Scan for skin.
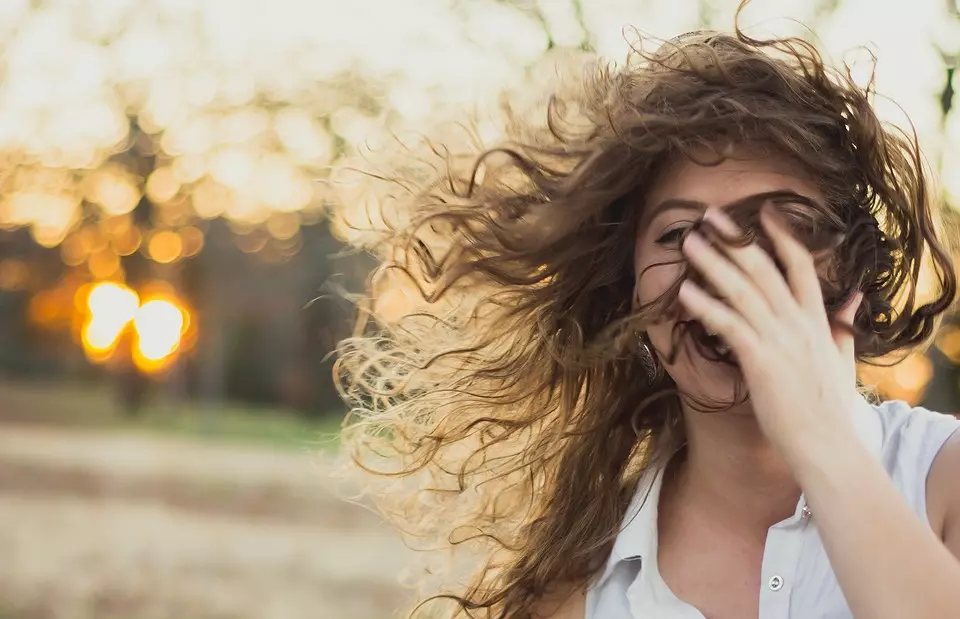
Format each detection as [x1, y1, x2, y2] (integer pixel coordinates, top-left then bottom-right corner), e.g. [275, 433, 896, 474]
[640, 153, 960, 618]
[535, 153, 960, 619]
[635, 154, 841, 617]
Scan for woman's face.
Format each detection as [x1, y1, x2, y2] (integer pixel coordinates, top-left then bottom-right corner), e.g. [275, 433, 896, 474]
[633, 153, 824, 405]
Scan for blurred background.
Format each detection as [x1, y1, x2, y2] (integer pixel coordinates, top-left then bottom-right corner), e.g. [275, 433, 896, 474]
[0, 1, 958, 618]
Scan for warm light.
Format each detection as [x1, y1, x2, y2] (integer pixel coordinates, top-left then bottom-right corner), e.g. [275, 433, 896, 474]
[133, 299, 186, 370]
[180, 226, 205, 257]
[88, 168, 141, 216]
[81, 282, 140, 361]
[77, 281, 190, 371]
[145, 166, 181, 204]
[273, 109, 333, 163]
[191, 178, 230, 219]
[79, 225, 108, 254]
[210, 147, 256, 189]
[86, 281, 140, 321]
[60, 234, 88, 266]
[860, 352, 936, 405]
[937, 326, 960, 364]
[172, 153, 206, 184]
[266, 212, 300, 240]
[147, 230, 184, 264]
[235, 231, 268, 254]
[893, 354, 935, 392]
[101, 214, 132, 237]
[87, 248, 121, 279]
[83, 319, 125, 354]
[111, 225, 142, 256]
[30, 224, 70, 249]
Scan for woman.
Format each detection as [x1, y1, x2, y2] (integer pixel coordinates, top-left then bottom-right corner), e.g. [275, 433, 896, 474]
[333, 14, 960, 619]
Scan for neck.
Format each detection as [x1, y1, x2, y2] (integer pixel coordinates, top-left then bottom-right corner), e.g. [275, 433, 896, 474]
[671, 405, 802, 535]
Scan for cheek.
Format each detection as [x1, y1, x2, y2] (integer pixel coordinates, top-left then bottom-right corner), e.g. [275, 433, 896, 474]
[634, 260, 683, 307]
[635, 260, 683, 357]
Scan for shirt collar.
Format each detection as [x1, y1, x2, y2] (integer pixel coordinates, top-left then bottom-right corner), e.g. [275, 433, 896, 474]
[592, 394, 884, 589]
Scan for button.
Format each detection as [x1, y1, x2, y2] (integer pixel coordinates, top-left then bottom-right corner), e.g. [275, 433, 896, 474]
[769, 575, 784, 591]
[801, 505, 812, 519]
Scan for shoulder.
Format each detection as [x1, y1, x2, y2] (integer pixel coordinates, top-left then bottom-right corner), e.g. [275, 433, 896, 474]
[866, 399, 960, 530]
[867, 398, 960, 554]
[926, 425, 960, 551]
[870, 397, 957, 434]
[869, 399, 959, 467]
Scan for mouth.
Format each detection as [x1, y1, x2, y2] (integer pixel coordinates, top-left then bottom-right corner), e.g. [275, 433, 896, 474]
[685, 320, 737, 364]
[708, 336, 731, 356]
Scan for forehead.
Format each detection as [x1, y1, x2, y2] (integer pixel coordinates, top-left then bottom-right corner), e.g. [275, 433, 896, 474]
[641, 153, 822, 226]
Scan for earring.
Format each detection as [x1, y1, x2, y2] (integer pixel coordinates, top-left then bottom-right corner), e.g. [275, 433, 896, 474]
[636, 333, 662, 385]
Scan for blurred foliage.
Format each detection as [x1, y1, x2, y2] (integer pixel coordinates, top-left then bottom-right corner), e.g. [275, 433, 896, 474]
[0, 0, 956, 407]
[0, 0, 956, 257]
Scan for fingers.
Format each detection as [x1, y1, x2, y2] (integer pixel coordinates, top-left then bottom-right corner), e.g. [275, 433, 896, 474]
[760, 208, 825, 316]
[677, 279, 760, 360]
[831, 290, 863, 382]
[682, 231, 776, 332]
[700, 208, 797, 312]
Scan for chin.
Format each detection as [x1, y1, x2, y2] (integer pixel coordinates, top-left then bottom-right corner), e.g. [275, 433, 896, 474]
[668, 355, 746, 409]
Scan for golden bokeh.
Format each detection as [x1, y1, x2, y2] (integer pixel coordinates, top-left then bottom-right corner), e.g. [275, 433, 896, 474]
[0, 0, 950, 409]
[112, 225, 143, 257]
[236, 231, 269, 254]
[60, 234, 88, 267]
[937, 325, 960, 364]
[87, 248, 121, 280]
[78, 281, 191, 372]
[101, 214, 132, 237]
[859, 352, 937, 405]
[133, 299, 186, 372]
[81, 282, 140, 362]
[180, 226, 205, 258]
[79, 225, 108, 254]
[147, 230, 184, 264]
[88, 167, 142, 216]
[145, 167, 181, 204]
[266, 212, 300, 240]
[191, 178, 230, 220]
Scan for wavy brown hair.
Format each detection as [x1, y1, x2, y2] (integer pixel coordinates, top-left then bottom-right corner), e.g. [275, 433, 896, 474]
[332, 12, 958, 619]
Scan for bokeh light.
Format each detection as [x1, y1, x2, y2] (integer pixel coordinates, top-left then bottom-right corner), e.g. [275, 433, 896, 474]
[132, 298, 186, 373]
[147, 230, 183, 264]
[81, 282, 140, 362]
[77, 281, 191, 372]
[0, 0, 954, 403]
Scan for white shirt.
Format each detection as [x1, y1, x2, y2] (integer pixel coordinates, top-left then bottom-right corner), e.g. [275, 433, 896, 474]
[585, 397, 960, 619]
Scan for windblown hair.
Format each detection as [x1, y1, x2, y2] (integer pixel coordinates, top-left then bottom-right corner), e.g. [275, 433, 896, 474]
[332, 14, 957, 619]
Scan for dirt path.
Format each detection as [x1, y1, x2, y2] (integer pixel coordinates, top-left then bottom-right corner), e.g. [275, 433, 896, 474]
[0, 425, 416, 619]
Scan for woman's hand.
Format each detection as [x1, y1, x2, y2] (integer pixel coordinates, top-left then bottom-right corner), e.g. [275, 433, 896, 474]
[676, 206, 863, 469]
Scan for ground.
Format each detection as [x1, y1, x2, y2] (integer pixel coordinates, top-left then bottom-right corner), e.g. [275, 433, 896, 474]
[0, 380, 416, 619]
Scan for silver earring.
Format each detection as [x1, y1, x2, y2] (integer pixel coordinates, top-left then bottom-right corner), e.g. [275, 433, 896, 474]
[636, 333, 661, 384]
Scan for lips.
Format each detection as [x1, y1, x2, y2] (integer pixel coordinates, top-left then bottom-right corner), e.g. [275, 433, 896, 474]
[685, 319, 737, 364]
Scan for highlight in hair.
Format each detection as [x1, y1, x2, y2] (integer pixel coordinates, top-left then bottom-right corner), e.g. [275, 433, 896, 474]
[332, 11, 957, 619]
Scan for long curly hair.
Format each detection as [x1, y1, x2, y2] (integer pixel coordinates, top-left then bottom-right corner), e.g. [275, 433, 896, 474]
[332, 12, 957, 619]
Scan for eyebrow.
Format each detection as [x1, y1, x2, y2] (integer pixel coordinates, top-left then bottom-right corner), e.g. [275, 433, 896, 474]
[642, 190, 823, 228]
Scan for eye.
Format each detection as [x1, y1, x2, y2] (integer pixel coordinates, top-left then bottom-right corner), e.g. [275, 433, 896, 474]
[655, 225, 690, 246]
